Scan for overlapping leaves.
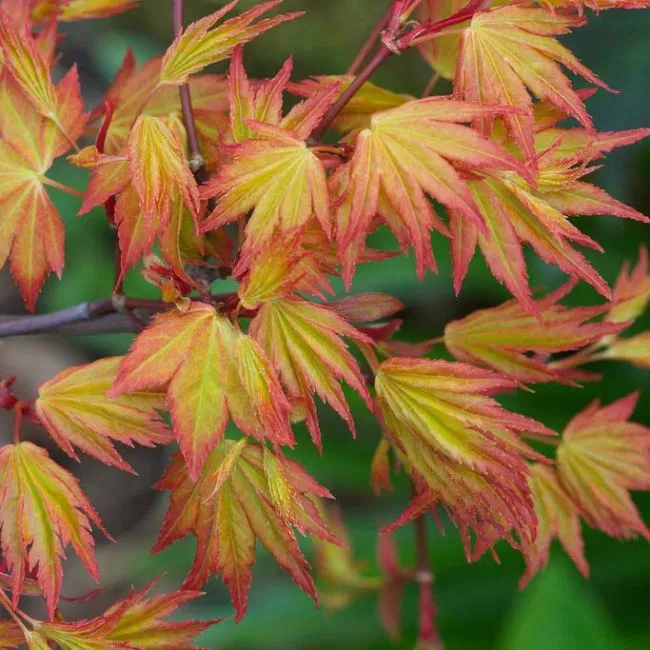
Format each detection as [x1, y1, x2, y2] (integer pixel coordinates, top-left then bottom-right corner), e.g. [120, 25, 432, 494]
[24, 581, 216, 649]
[35, 357, 172, 473]
[110, 303, 294, 480]
[250, 297, 372, 449]
[376, 358, 554, 556]
[0, 442, 107, 618]
[154, 440, 339, 620]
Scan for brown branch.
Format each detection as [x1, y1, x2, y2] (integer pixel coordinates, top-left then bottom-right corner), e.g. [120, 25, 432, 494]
[414, 498, 443, 649]
[172, 0, 208, 184]
[310, 44, 392, 141]
[347, 4, 392, 75]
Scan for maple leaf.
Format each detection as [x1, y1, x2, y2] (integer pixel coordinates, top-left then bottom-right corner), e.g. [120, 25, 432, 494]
[0, 621, 24, 648]
[607, 246, 650, 325]
[416, 0, 466, 80]
[127, 114, 200, 224]
[521, 464, 588, 586]
[0, 9, 61, 130]
[28, 581, 216, 649]
[0, 68, 86, 310]
[450, 129, 649, 309]
[444, 282, 624, 383]
[375, 358, 554, 556]
[599, 332, 650, 369]
[35, 357, 173, 473]
[98, 51, 228, 156]
[227, 46, 293, 143]
[159, 0, 302, 87]
[456, 6, 611, 162]
[338, 97, 528, 278]
[557, 393, 650, 541]
[58, 0, 139, 21]
[288, 75, 413, 134]
[249, 297, 373, 449]
[109, 303, 293, 480]
[0, 442, 108, 618]
[153, 441, 339, 621]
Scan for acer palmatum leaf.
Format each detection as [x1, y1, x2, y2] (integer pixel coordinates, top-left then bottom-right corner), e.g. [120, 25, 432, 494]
[153, 442, 339, 621]
[159, 0, 302, 87]
[109, 303, 293, 480]
[0, 621, 23, 649]
[28, 580, 216, 649]
[249, 297, 373, 449]
[127, 114, 200, 225]
[288, 75, 413, 135]
[607, 246, 650, 324]
[376, 358, 555, 557]
[456, 6, 612, 162]
[444, 282, 624, 383]
[0, 69, 86, 310]
[36, 357, 173, 473]
[0, 442, 109, 618]
[558, 393, 650, 540]
[59, 0, 140, 21]
[338, 97, 530, 279]
[521, 464, 588, 586]
[599, 332, 650, 369]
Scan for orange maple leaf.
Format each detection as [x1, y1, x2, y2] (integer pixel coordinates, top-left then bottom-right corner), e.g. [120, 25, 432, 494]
[35, 357, 173, 473]
[127, 114, 200, 224]
[376, 358, 554, 557]
[109, 303, 294, 480]
[444, 282, 624, 383]
[456, 6, 612, 162]
[0, 69, 86, 310]
[153, 441, 339, 621]
[26, 580, 216, 649]
[249, 297, 373, 449]
[159, 0, 302, 87]
[557, 392, 650, 540]
[0, 442, 109, 618]
[450, 126, 649, 310]
[521, 463, 588, 586]
[0, 621, 23, 649]
[58, 0, 140, 20]
[338, 97, 529, 279]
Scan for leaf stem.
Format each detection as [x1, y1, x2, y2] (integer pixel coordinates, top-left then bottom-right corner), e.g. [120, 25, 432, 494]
[42, 177, 84, 198]
[13, 406, 23, 444]
[172, 0, 208, 184]
[523, 432, 560, 447]
[414, 505, 443, 649]
[311, 44, 392, 140]
[346, 4, 392, 75]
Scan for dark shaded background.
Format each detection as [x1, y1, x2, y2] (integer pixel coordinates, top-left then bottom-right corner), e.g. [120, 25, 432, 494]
[1, 2, 649, 648]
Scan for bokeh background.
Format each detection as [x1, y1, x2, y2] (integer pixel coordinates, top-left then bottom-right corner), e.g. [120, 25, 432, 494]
[1, 1, 649, 648]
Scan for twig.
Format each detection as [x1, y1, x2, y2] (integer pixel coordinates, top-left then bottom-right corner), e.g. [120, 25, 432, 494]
[347, 5, 392, 75]
[414, 492, 443, 649]
[311, 44, 392, 140]
[172, 0, 207, 183]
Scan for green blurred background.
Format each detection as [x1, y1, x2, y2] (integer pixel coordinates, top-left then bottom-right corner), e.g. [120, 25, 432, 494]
[2, 1, 650, 648]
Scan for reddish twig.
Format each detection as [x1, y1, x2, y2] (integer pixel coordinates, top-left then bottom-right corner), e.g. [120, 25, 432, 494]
[172, 0, 207, 183]
[311, 44, 392, 140]
[347, 5, 392, 75]
[414, 495, 443, 649]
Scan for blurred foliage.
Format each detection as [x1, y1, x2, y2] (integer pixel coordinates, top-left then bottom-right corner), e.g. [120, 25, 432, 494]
[28, 1, 650, 648]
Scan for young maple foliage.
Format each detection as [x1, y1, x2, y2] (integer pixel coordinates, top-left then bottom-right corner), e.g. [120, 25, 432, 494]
[1, 0, 650, 647]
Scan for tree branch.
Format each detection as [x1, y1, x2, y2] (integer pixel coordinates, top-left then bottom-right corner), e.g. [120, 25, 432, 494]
[347, 5, 392, 76]
[310, 44, 392, 141]
[172, 0, 207, 183]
